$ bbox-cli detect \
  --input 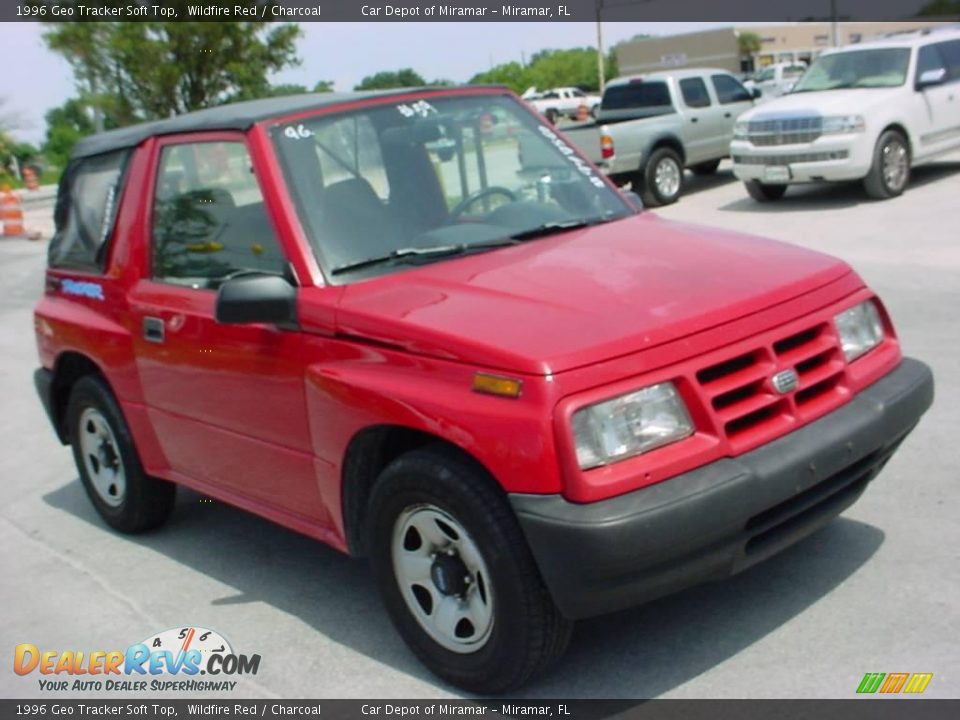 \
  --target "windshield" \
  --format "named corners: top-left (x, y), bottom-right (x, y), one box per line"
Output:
top-left (792, 48), bottom-right (911, 92)
top-left (271, 93), bottom-right (632, 280)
